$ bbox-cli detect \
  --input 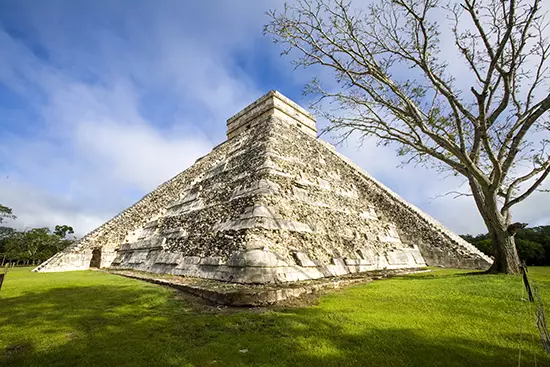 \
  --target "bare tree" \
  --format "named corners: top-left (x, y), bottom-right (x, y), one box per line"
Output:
top-left (265, 0), bottom-right (550, 274)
